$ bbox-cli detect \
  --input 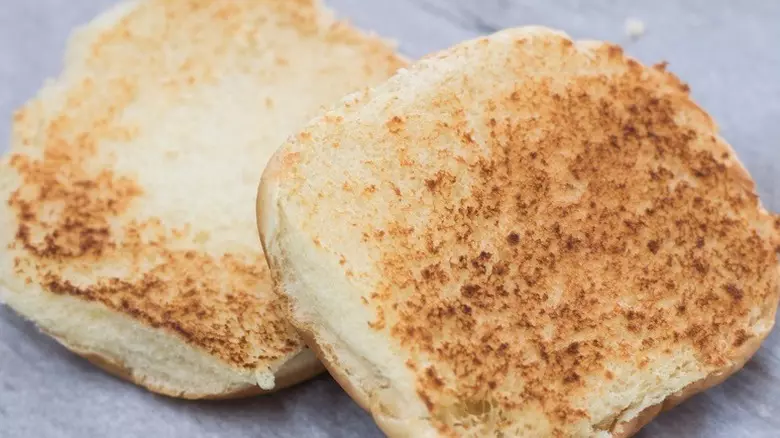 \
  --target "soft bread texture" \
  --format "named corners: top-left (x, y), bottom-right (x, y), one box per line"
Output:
top-left (259, 27), bottom-right (780, 435)
top-left (0, 0), bottom-right (405, 399)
